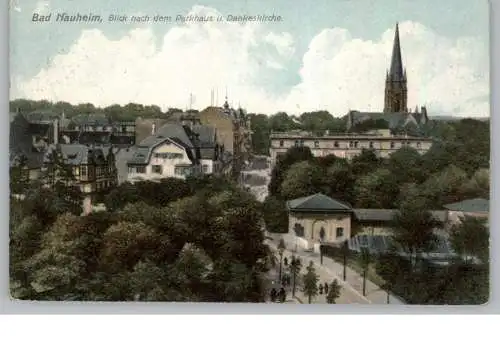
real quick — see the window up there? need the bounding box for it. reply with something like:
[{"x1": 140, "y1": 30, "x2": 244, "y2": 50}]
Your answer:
[
  {"x1": 407, "y1": 142, "x2": 411, "y2": 147},
  {"x1": 202, "y1": 164, "x2": 209, "y2": 173},
  {"x1": 136, "y1": 166, "x2": 146, "y2": 174},
  {"x1": 354, "y1": 141, "x2": 359, "y2": 148},
  {"x1": 80, "y1": 165, "x2": 87, "y2": 176},
  {"x1": 294, "y1": 140, "x2": 299, "y2": 147},
  {"x1": 294, "y1": 223, "x2": 305, "y2": 237},
  {"x1": 390, "y1": 142, "x2": 395, "y2": 149},
  {"x1": 334, "y1": 141, "x2": 339, "y2": 148},
  {"x1": 154, "y1": 153, "x2": 183, "y2": 159},
  {"x1": 300, "y1": 140, "x2": 305, "y2": 146},
  {"x1": 369, "y1": 141, "x2": 374, "y2": 149},
  {"x1": 417, "y1": 142, "x2": 421, "y2": 149},
  {"x1": 349, "y1": 141, "x2": 353, "y2": 148},
  {"x1": 152, "y1": 165, "x2": 162, "y2": 174},
  {"x1": 279, "y1": 140, "x2": 284, "y2": 147},
  {"x1": 336, "y1": 227, "x2": 344, "y2": 238},
  {"x1": 175, "y1": 165, "x2": 192, "y2": 176}
]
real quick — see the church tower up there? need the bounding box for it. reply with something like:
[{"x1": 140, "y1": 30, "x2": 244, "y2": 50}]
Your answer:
[{"x1": 384, "y1": 23, "x2": 408, "y2": 113}]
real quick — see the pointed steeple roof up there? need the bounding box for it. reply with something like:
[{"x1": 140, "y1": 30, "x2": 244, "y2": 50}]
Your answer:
[{"x1": 389, "y1": 23, "x2": 404, "y2": 82}]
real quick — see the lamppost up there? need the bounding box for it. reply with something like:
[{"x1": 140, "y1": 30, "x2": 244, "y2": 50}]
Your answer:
[
  {"x1": 278, "y1": 247, "x2": 284, "y2": 283},
  {"x1": 342, "y1": 240, "x2": 348, "y2": 281}
]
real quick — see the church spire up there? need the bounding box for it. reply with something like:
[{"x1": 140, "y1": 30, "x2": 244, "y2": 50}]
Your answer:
[
  {"x1": 384, "y1": 22, "x2": 408, "y2": 113},
  {"x1": 389, "y1": 22, "x2": 404, "y2": 82}
]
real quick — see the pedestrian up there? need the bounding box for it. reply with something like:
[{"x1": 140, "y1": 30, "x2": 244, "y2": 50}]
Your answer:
[
  {"x1": 284, "y1": 257, "x2": 288, "y2": 266},
  {"x1": 270, "y1": 288, "x2": 277, "y2": 302},
  {"x1": 319, "y1": 283, "x2": 324, "y2": 295},
  {"x1": 324, "y1": 282, "x2": 329, "y2": 295},
  {"x1": 279, "y1": 287, "x2": 286, "y2": 303}
]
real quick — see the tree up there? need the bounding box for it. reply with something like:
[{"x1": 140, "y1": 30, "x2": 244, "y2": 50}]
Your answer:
[
  {"x1": 277, "y1": 239, "x2": 286, "y2": 282},
  {"x1": 290, "y1": 256, "x2": 302, "y2": 297},
  {"x1": 358, "y1": 248, "x2": 372, "y2": 297},
  {"x1": 386, "y1": 147, "x2": 426, "y2": 185},
  {"x1": 420, "y1": 165, "x2": 468, "y2": 206},
  {"x1": 353, "y1": 168, "x2": 399, "y2": 209},
  {"x1": 324, "y1": 160, "x2": 356, "y2": 206},
  {"x1": 280, "y1": 161, "x2": 325, "y2": 200},
  {"x1": 262, "y1": 196, "x2": 289, "y2": 233},
  {"x1": 351, "y1": 149, "x2": 382, "y2": 177},
  {"x1": 302, "y1": 261, "x2": 319, "y2": 304},
  {"x1": 326, "y1": 279, "x2": 342, "y2": 304},
  {"x1": 391, "y1": 196, "x2": 444, "y2": 269},
  {"x1": 268, "y1": 146, "x2": 314, "y2": 197},
  {"x1": 450, "y1": 216, "x2": 489, "y2": 264}
]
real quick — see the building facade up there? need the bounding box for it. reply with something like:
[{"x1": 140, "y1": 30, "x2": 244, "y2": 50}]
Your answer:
[
  {"x1": 269, "y1": 130, "x2": 433, "y2": 167},
  {"x1": 43, "y1": 143, "x2": 117, "y2": 214},
  {"x1": 60, "y1": 113, "x2": 136, "y2": 146},
  {"x1": 126, "y1": 123, "x2": 209, "y2": 182},
  {"x1": 287, "y1": 193, "x2": 353, "y2": 251},
  {"x1": 199, "y1": 100, "x2": 252, "y2": 178}
]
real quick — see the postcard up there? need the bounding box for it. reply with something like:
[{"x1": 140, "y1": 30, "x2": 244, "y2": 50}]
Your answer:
[{"x1": 9, "y1": 0, "x2": 490, "y2": 305}]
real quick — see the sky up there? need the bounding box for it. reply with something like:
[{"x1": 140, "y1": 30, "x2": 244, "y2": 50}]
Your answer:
[{"x1": 9, "y1": 0, "x2": 490, "y2": 117}]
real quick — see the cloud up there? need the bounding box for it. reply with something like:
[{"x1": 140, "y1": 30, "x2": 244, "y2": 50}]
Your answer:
[
  {"x1": 283, "y1": 21, "x2": 489, "y2": 117},
  {"x1": 14, "y1": 7, "x2": 489, "y2": 117}
]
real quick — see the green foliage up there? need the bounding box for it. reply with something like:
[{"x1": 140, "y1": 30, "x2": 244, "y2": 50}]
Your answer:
[
  {"x1": 10, "y1": 99, "x2": 165, "y2": 121},
  {"x1": 391, "y1": 196, "x2": 444, "y2": 266},
  {"x1": 353, "y1": 168, "x2": 399, "y2": 208},
  {"x1": 302, "y1": 261, "x2": 319, "y2": 303},
  {"x1": 280, "y1": 161, "x2": 326, "y2": 200},
  {"x1": 268, "y1": 146, "x2": 314, "y2": 197},
  {"x1": 299, "y1": 110, "x2": 346, "y2": 135},
  {"x1": 326, "y1": 279, "x2": 342, "y2": 304},
  {"x1": 323, "y1": 160, "x2": 356, "y2": 205},
  {"x1": 450, "y1": 216, "x2": 489, "y2": 264},
  {"x1": 248, "y1": 113, "x2": 271, "y2": 155},
  {"x1": 262, "y1": 196, "x2": 288, "y2": 233},
  {"x1": 10, "y1": 176, "x2": 269, "y2": 302},
  {"x1": 104, "y1": 178, "x2": 191, "y2": 211}
]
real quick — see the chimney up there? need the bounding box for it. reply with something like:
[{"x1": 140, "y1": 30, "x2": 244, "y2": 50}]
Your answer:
[{"x1": 152, "y1": 122, "x2": 156, "y2": 135}]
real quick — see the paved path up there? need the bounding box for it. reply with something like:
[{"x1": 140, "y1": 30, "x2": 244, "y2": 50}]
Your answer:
[{"x1": 267, "y1": 236, "x2": 404, "y2": 305}]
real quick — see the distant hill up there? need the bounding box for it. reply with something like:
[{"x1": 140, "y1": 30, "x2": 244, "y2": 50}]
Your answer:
[{"x1": 431, "y1": 115, "x2": 490, "y2": 122}]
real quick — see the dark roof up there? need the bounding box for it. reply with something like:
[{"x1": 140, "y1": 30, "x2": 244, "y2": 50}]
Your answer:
[
  {"x1": 128, "y1": 124, "x2": 198, "y2": 165},
  {"x1": 9, "y1": 112, "x2": 45, "y2": 169},
  {"x1": 348, "y1": 111, "x2": 419, "y2": 129},
  {"x1": 25, "y1": 110, "x2": 60, "y2": 124},
  {"x1": 71, "y1": 113, "x2": 110, "y2": 126},
  {"x1": 443, "y1": 198, "x2": 489, "y2": 213},
  {"x1": 287, "y1": 193, "x2": 352, "y2": 212},
  {"x1": 353, "y1": 209, "x2": 447, "y2": 223},
  {"x1": 191, "y1": 125, "x2": 216, "y2": 145},
  {"x1": 389, "y1": 23, "x2": 404, "y2": 82},
  {"x1": 44, "y1": 144, "x2": 112, "y2": 166}
]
